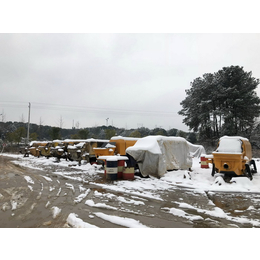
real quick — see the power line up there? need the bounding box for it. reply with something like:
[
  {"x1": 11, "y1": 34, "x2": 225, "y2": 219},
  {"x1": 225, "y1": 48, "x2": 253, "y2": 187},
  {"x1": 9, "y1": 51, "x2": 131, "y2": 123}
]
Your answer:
[{"x1": 0, "y1": 101, "x2": 182, "y2": 117}]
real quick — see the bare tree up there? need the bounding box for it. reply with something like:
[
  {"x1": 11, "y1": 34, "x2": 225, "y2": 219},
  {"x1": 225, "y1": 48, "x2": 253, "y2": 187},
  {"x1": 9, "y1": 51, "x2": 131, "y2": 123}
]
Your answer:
[
  {"x1": 1, "y1": 110, "x2": 6, "y2": 122},
  {"x1": 58, "y1": 116, "x2": 64, "y2": 129},
  {"x1": 39, "y1": 117, "x2": 44, "y2": 126},
  {"x1": 20, "y1": 114, "x2": 25, "y2": 123}
]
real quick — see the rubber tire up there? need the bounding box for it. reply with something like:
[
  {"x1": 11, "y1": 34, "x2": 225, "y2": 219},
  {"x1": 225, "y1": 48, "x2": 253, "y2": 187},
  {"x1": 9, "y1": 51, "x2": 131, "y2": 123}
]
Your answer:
[
  {"x1": 245, "y1": 163, "x2": 253, "y2": 181},
  {"x1": 211, "y1": 163, "x2": 215, "y2": 177}
]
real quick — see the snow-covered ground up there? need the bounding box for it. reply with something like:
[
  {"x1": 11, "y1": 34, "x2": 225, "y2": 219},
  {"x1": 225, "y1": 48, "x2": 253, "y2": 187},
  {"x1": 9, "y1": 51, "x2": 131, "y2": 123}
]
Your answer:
[
  {"x1": 2, "y1": 153, "x2": 260, "y2": 228},
  {"x1": 6, "y1": 153, "x2": 260, "y2": 193}
]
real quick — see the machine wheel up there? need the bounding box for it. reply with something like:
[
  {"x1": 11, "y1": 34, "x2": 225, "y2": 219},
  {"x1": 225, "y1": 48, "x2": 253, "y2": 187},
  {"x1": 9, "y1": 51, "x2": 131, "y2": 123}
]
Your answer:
[
  {"x1": 245, "y1": 163, "x2": 253, "y2": 181},
  {"x1": 211, "y1": 163, "x2": 216, "y2": 176},
  {"x1": 250, "y1": 159, "x2": 257, "y2": 174}
]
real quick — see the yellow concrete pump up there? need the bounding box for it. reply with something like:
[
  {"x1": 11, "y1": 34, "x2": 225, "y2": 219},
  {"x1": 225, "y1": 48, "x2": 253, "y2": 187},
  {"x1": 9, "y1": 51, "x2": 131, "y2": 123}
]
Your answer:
[{"x1": 207, "y1": 136, "x2": 257, "y2": 181}]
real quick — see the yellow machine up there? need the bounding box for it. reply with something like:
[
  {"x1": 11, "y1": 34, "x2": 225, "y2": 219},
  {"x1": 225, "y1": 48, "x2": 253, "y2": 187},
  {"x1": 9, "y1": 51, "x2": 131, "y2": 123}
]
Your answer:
[
  {"x1": 111, "y1": 137, "x2": 139, "y2": 155},
  {"x1": 93, "y1": 145, "x2": 116, "y2": 158},
  {"x1": 52, "y1": 140, "x2": 64, "y2": 147},
  {"x1": 63, "y1": 139, "x2": 85, "y2": 161},
  {"x1": 207, "y1": 136, "x2": 257, "y2": 180},
  {"x1": 29, "y1": 147, "x2": 40, "y2": 157},
  {"x1": 93, "y1": 136, "x2": 139, "y2": 162},
  {"x1": 28, "y1": 141, "x2": 49, "y2": 157},
  {"x1": 38, "y1": 142, "x2": 52, "y2": 158},
  {"x1": 62, "y1": 139, "x2": 109, "y2": 163}
]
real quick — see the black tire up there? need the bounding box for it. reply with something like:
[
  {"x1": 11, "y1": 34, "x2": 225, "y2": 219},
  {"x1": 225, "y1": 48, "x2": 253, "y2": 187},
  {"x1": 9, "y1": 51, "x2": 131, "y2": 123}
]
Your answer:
[
  {"x1": 211, "y1": 163, "x2": 216, "y2": 176},
  {"x1": 250, "y1": 159, "x2": 257, "y2": 174},
  {"x1": 245, "y1": 163, "x2": 253, "y2": 181}
]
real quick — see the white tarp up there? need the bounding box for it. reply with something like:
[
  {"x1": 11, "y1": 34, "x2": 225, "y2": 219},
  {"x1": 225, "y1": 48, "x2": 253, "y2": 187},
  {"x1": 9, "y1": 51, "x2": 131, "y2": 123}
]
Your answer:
[
  {"x1": 126, "y1": 136, "x2": 196, "y2": 178},
  {"x1": 187, "y1": 141, "x2": 206, "y2": 158}
]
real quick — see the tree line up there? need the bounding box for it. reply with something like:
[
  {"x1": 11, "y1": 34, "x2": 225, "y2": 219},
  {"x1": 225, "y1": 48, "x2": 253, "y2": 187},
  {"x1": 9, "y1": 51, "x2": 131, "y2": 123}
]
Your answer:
[{"x1": 0, "y1": 121, "x2": 197, "y2": 146}]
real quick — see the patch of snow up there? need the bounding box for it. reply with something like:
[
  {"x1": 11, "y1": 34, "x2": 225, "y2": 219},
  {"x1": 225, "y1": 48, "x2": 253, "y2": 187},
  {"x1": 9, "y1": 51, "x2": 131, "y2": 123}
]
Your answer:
[
  {"x1": 11, "y1": 200, "x2": 17, "y2": 210},
  {"x1": 91, "y1": 179, "x2": 165, "y2": 201},
  {"x1": 45, "y1": 201, "x2": 50, "y2": 208},
  {"x1": 24, "y1": 176, "x2": 34, "y2": 184},
  {"x1": 93, "y1": 191, "x2": 116, "y2": 199},
  {"x1": 85, "y1": 199, "x2": 117, "y2": 210},
  {"x1": 42, "y1": 176, "x2": 52, "y2": 182},
  {"x1": 165, "y1": 207, "x2": 203, "y2": 221},
  {"x1": 65, "y1": 183, "x2": 75, "y2": 193},
  {"x1": 176, "y1": 201, "x2": 260, "y2": 227},
  {"x1": 178, "y1": 202, "x2": 196, "y2": 209},
  {"x1": 56, "y1": 187, "x2": 61, "y2": 196},
  {"x1": 79, "y1": 185, "x2": 86, "y2": 192},
  {"x1": 117, "y1": 196, "x2": 145, "y2": 205},
  {"x1": 94, "y1": 212, "x2": 148, "y2": 228},
  {"x1": 74, "y1": 189, "x2": 90, "y2": 203},
  {"x1": 93, "y1": 190, "x2": 103, "y2": 197},
  {"x1": 51, "y1": 206, "x2": 61, "y2": 219},
  {"x1": 2, "y1": 202, "x2": 9, "y2": 211},
  {"x1": 49, "y1": 186, "x2": 55, "y2": 192},
  {"x1": 130, "y1": 196, "x2": 148, "y2": 201},
  {"x1": 67, "y1": 213, "x2": 98, "y2": 228}
]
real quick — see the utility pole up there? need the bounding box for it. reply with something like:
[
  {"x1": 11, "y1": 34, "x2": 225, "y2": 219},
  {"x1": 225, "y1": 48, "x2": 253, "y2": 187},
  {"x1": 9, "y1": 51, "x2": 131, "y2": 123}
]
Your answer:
[
  {"x1": 106, "y1": 118, "x2": 109, "y2": 126},
  {"x1": 27, "y1": 102, "x2": 31, "y2": 145}
]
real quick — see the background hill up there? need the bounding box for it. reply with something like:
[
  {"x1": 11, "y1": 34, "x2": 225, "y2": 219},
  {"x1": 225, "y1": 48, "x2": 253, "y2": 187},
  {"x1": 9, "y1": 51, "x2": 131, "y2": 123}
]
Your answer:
[{"x1": 0, "y1": 121, "x2": 197, "y2": 144}]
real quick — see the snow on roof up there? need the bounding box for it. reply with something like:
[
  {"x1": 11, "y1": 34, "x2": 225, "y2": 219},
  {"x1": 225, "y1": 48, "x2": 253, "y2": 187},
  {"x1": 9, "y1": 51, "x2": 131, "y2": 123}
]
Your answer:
[
  {"x1": 105, "y1": 143, "x2": 116, "y2": 148},
  {"x1": 126, "y1": 135, "x2": 187, "y2": 154},
  {"x1": 67, "y1": 145, "x2": 77, "y2": 150},
  {"x1": 64, "y1": 139, "x2": 88, "y2": 143},
  {"x1": 29, "y1": 141, "x2": 49, "y2": 146},
  {"x1": 98, "y1": 155, "x2": 129, "y2": 161},
  {"x1": 53, "y1": 139, "x2": 63, "y2": 143},
  {"x1": 63, "y1": 138, "x2": 109, "y2": 143},
  {"x1": 217, "y1": 136, "x2": 244, "y2": 153},
  {"x1": 87, "y1": 138, "x2": 109, "y2": 143},
  {"x1": 75, "y1": 142, "x2": 86, "y2": 148},
  {"x1": 111, "y1": 136, "x2": 140, "y2": 141},
  {"x1": 220, "y1": 135, "x2": 249, "y2": 141}
]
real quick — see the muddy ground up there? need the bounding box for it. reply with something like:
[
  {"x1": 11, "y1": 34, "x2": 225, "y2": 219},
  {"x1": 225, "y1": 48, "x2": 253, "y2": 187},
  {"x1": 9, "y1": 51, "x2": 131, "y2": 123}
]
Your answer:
[{"x1": 1, "y1": 155, "x2": 260, "y2": 228}]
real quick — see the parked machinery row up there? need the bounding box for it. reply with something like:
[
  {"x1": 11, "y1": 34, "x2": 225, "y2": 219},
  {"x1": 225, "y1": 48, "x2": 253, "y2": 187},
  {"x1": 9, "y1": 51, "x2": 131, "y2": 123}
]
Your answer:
[
  {"x1": 24, "y1": 138, "x2": 110, "y2": 164},
  {"x1": 24, "y1": 135, "x2": 257, "y2": 181},
  {"x1": 24, "y1": 136, "x2": 139, "y2": 165}
]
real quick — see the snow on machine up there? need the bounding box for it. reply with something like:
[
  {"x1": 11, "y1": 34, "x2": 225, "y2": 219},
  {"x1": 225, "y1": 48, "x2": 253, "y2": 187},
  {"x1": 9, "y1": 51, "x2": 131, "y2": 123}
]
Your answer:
[
  {"x1": 38, "y1": 142, "x2": 52, "y2": 158},
  {"x1": 58, "y1": 139, "x2": 110, "y2": 164},
  {"x1": 93, "y1": 136, "x2": 139, "y2": 164},
  {"x1": 206, "y1": 136, "x2": 257, "y2": 181},
  {"x1": 27, "y1": 141, "x2": 50, "y2": 157},
  {"x1": 126, "y1": 135, "x2": 205, "y2": 178}
]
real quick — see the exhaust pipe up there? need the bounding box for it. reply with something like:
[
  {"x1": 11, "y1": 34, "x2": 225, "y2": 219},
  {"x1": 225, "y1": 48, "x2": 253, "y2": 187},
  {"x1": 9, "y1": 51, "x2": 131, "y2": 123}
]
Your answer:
[{"x1": 223, "y1": 163, "x2": 229, "y2": 169}]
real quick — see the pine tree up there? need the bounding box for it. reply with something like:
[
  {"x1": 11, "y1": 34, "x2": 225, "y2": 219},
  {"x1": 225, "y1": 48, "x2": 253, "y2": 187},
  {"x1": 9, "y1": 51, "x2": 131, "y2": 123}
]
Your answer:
[{"x1": 179, "y1": 66, "x2": 260, "y2": 141}]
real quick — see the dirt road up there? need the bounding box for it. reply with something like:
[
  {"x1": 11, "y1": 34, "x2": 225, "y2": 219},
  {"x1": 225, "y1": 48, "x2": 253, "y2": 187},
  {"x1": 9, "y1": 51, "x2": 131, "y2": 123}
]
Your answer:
[
  {"x1": 0, "y1": 155, "x2": 188, "y2": 227},
  {"x1": 1, "y1": 155, "x2": 260, "y2": 228}
]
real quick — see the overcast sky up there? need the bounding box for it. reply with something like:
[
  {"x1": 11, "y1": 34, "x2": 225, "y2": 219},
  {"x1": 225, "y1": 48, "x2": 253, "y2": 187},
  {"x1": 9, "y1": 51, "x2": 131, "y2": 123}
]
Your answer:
[{"x1": 1, "y1": 33, "x2": 260, "y2": 131}]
